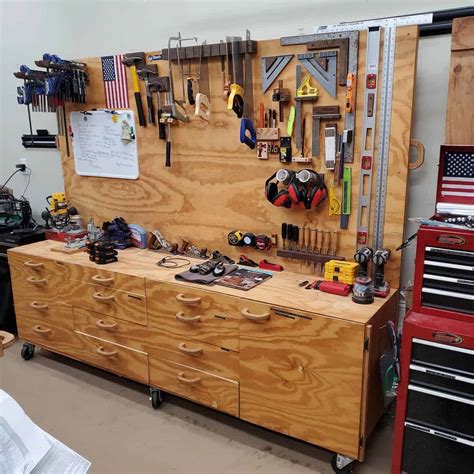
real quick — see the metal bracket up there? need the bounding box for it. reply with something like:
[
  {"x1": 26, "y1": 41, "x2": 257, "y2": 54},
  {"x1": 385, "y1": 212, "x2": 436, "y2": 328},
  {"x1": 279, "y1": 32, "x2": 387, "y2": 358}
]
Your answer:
[
  {"x1": 336, "y1": 454, "x2": 354, "y2": 470},
  {"x1": 297, "y1": 51, "x2": 337, "y2": 98},
  {"x1": 261, "y1": 55, "x2": 293, "y2": 93}
]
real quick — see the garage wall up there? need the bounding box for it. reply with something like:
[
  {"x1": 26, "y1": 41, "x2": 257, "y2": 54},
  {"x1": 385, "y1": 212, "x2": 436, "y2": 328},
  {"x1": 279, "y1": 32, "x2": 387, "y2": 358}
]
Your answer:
[{"x1": 0, "y1": 0, "x2": 467, "y2": 285}]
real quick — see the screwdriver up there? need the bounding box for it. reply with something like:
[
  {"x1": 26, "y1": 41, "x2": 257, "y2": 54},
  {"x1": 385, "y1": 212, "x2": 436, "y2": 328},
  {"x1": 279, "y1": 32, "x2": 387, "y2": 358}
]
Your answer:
[
  {"x1": 293, "y1": 226, "x2": 299, "y2": 251},
  {"x1": 287, "y1": 224, "x2": 294, "y2": 250},
  {"x1": 281, "y1": 223, "x2": 287, "y2": 249}
]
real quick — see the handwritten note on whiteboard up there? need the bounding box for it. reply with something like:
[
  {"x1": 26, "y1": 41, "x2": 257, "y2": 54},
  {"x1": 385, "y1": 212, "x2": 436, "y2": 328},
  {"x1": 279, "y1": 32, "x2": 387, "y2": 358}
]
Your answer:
[{"x1": 70, "y1": 110, "x2": 139, "y2": 179}]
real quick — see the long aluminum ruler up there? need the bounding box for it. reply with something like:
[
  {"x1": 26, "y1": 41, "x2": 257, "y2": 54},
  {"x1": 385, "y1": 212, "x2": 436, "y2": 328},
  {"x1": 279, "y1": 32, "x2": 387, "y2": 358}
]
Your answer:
[
  {"x1": 356, "y1": 27, "x2": 381, "y2": 249},
  {"x1": 372, "y1": 26, "x2": 397, "y2": 251},
  {"x1": 281, "y1": 31, "x2": 358, "y2": 163},
  {"x1": 312, "y1": 13, "x2": 432, "y2": 33}
]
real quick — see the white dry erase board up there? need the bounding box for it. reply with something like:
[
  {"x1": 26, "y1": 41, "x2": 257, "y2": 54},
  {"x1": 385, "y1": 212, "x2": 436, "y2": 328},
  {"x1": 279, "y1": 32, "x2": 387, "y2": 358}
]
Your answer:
[{"x1": 70, "y1": 110, "x2": 139, "y2": 179}]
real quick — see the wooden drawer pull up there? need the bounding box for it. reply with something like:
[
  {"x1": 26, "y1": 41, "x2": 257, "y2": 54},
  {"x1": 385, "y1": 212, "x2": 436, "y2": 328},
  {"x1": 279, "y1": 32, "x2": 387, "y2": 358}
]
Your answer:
[
  {"x1": 33, "y1": 325, "x2": 51, "y2": 334},
  {"x1": 177, "y1": 371, "x2": 201, "y2": 385},
  {"x1": 96, "y1": 346, "x2": 118, "y2": 357},
  {"x1": 92, "y1": 292, "x2": 115, "y2": 303},
  {"x1": 176, "y1": 294, "x2": 201, "y2": 305},
  {"x1": 26, "y1": 276, "x2": 47, "y2": 285},
  {"x1": 175, "y1": 312, "x2": 202, "y2": 324},
  {"x1": 30, "y1": 301, "x2": 48, "y2": 310},
  {"x1": 178, "y1": 342, "x2": 203, "y2": 356},
  {"x1": 95, "y1": 319, "x2": 117, "y2": 330},
  {"x1": 24, "y1": 260, "x2": 44, "y2": 269},
  {"x1": 92, "y1": 275, "x2": 114, "y2": 284},
  {"x1": 241, "y1": 307, "x2": 270, "y2": 321}
]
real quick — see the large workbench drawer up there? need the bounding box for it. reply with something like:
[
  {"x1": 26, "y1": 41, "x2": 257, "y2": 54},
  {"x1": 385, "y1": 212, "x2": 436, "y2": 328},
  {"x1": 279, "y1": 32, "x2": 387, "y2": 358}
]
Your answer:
[
  {"x1": 73, "y1": 307, "x2": 148, "y2": 352},
  {"x1": 10, "y1": 266, "x2": 71, "y2": 304},
  {"x1": 15, "y1": 301, "x2": 73, "y2": 330},
  {"x1": 17, "y1": 314, "x2": 74, "y2": 351},
  {"x1": 147, "y1": 328, "x2": 239, "y2": 381},
  {"x1": 146, "y1": 281, "x2": 239, "y2": 351},
  {"x1": 68, "y1": 263, "x2": 145, "y2": 295},
  {"x1": 70, "y1": 282, "x2": 147, "y2": 326},
  {"x1": 8, "y1": 252, "x2": 69, "y2": 277},
  {"x1": 73, "y1": 332, "x2": 149, "y2": 383},
  {"x1": 149, "y1": 356, "x2": 239, "y2": 416}
]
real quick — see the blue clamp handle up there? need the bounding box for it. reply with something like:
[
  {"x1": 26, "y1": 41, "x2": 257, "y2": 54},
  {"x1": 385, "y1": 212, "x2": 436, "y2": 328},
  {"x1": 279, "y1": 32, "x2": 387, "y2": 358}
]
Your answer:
[{"x1": 240, "y1": 118, "x2": 256, "y2": 150}]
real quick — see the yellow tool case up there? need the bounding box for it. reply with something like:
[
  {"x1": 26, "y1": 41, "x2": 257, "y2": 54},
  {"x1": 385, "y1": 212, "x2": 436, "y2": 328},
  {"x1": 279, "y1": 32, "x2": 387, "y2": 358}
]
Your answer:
[{"x1": 324, "y1": 260, "x2": 359, "y2": 285}]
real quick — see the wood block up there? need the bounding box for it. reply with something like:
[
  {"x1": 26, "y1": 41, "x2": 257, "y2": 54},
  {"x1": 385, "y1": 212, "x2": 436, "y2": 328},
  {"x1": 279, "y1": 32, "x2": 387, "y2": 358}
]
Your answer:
[
  {"x1": 149, "y1": 356, "x2": 239, "y2": 416},
  {"x1": 256, "y1": 128, "x2": 280, "y2": 141},
  {"x1": 451, "y1": 16, "x2": 474, "y2": 51}
]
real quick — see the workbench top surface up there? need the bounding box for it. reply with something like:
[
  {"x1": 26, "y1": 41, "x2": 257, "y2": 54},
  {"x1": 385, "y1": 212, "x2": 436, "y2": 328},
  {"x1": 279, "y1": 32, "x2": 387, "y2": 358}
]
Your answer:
[{"x1": 9, "y1": 240, "x2": 397, "y2": 325}]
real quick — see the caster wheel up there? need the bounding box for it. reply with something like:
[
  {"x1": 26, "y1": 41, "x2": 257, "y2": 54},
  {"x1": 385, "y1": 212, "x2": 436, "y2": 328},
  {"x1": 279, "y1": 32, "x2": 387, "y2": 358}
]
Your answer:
[
  {"x1": 150, "y1": 389, "x2": 163, "y2": 409},
  {"x1": 331, "y1": 454, "x2": 353, "y2": 473},
  {"x1": 21, "y1": 343, "x2": 35, "y2": 361}
]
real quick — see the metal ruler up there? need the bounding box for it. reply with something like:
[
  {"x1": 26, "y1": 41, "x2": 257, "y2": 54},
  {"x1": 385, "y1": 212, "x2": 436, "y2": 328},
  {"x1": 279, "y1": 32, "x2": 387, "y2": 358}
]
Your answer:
[
  {"x1": 312, "y1": 13, "x2": 432, "y2": 33},
  {"x1": 280, "y1": 31, "x2": 359, "y2": 163},
  {"x1": 372, "y1": 26, "x2": 396, "y2": 251},
  {"x1": 355, "y1": 27, "x2": 381, "y2": 249}
]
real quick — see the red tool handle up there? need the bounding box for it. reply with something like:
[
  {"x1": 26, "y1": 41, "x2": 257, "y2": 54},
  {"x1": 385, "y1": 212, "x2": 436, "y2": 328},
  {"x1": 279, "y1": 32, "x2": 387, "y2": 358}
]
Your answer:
[
  {"x1": 259, "y1": 260, "x2": 283, "y2": 272},
  {"x1": 318, "y1": 281, "x2": 351, "y2": 296}
]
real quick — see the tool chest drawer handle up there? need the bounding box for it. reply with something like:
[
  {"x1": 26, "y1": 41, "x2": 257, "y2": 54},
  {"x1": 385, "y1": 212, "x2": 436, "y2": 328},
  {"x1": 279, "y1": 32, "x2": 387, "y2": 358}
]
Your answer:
[
  {"x1": 176, "y1": 294, "x2": 201, "y2": 305},
  {"x1": 92, "y1": 292, "x2": 115, "y2": 303},
  {"x1": 178, "y1": 342, "x2": 203, "y2": 356},
  {"x1": 91, "y1": 275, "x2": 114, "y2": 284},
  {"x1": 96, "y1": 346, "x2": 118, "y2": 357},
  {"x1": 26, "y1": 276, "x2": 47, "y2": 285},
  {"x1": 33, "y1": 325, "x2": 51, "y2": 334},
  {"x1": 175, "y1": 312, "x2": 202, "y2": 323},
  {"x1": 177, "y1": 371, "x2": 201, "y2": 385},
  {"x1": 24, "y1": 260, "x2": 44, "y2": 269},
  {"x1": 95, "y1": 319, "x2": 117, "y2": 330},
  {"x1": 30, "y1": 301, "x2": 48, "y2": 310},
  {"x1": 241, "y1": 307, "x2": 271, "y2": 321}
]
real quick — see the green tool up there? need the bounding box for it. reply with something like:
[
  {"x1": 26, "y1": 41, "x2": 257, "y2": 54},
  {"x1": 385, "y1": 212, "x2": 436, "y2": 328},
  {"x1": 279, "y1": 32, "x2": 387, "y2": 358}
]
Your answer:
[{"x1": 340, "y1": 167, "x2": 351, "y2": 229}]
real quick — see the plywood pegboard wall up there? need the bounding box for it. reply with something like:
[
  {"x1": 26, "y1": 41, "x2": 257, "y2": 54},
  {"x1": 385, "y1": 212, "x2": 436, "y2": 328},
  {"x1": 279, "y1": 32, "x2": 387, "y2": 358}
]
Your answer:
[{"x1": 61, "y1": 26, "x2": 419, "y2": 288}]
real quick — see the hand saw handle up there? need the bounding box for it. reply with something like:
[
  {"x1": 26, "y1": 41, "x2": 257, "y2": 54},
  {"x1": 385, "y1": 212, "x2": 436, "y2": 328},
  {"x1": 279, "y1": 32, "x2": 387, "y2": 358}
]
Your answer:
[{"x1": 240, "y1": 118, "x2": 256, "y2": 150}]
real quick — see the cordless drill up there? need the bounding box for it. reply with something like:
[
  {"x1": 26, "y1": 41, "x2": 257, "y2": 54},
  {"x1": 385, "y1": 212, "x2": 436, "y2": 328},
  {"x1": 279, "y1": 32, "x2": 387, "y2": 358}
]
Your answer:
[
  {"x1": 372, "y1": 248, "x2": 391, "y2": 298},
  {"x1": 354, "y1": 247, "x2": 373, "y2": 277}
]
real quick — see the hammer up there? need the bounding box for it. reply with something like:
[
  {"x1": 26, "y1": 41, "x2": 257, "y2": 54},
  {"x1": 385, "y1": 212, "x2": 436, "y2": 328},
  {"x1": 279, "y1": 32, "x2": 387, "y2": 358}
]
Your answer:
[{"x1": 122, "y1": 53, "x2": 147, "y2": 126}]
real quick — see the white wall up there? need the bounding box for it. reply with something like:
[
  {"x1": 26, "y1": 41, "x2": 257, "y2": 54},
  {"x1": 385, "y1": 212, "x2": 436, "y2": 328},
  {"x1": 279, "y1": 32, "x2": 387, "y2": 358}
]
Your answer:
[{"x1": 0, "y1": 0, "x2": 469, "y2": 284}]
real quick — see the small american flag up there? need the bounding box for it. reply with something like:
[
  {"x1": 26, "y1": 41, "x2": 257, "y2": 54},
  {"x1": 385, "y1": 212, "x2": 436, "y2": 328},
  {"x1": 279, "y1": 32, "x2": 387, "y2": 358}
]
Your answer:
[
  {"x1": 101, "y1": 55, "x2": 129, "y2": 109},
  {"x1": 441, "y1": 151, "x2": 474, "y2": 198}
]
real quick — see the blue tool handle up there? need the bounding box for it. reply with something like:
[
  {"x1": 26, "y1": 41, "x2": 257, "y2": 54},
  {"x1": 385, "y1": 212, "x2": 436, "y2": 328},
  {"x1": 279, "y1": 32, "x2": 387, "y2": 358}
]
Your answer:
[{"x1": 240, "y1": 119, "x2": 256, "y2": 150}]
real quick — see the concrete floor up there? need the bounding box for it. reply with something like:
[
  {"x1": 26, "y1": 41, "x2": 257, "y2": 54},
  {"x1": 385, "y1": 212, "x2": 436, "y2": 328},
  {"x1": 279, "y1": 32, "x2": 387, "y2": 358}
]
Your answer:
[{"x1": 1, "y1": 341, "x2": 394, "y2": 473}]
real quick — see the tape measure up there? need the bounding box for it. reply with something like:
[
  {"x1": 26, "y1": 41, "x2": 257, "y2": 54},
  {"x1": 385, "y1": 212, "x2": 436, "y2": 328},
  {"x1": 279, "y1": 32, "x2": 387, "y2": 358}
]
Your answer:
[{"x1": 228, "y1": 230, "x2": 244, "y2": 246}]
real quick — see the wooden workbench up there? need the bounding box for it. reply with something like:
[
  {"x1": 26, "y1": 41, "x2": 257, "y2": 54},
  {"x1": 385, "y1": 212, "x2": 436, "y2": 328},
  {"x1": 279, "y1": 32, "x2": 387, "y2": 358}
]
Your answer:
[{"x1": 9, "y1": 240, "x2": 397, "y2": 464}]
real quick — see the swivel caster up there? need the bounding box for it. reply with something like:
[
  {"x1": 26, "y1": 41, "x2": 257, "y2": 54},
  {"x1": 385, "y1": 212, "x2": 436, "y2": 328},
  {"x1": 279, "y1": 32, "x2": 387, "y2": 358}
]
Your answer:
[
  {"x1": 21, "y1": 343, "x2": 35, "y2": 361},
  {"x1": 331, "y1": 454, "x2": 354, "y2": 473},
  {"x1": 149, "y1": 388, "x2": 163, "y2": 409}
]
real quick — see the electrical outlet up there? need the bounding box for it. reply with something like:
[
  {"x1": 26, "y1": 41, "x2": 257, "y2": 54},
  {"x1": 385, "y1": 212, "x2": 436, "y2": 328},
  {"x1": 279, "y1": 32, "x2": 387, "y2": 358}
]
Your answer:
[{"x1": 19, "y1": 158, "x2": 27, "y2": 172}]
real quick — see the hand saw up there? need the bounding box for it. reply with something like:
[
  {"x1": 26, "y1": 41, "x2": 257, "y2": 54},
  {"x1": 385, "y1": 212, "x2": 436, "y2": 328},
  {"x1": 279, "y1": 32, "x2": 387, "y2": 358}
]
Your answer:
[
  {"x1": 239, "y1": 30, "x2": 256, "y2": 149},
  {"x1": 194, "y1": 42, "x2": 211, "y2": 121},
  {"x1": 227, "y1": 35, "x2": 244, "y2": 118}
]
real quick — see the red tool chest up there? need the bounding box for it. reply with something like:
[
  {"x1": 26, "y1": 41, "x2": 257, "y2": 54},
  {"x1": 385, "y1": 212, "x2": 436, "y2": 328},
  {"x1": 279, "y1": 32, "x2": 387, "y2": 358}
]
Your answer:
[{"x1": 392, "y1": 145, "x2": 474, "y2": 473}]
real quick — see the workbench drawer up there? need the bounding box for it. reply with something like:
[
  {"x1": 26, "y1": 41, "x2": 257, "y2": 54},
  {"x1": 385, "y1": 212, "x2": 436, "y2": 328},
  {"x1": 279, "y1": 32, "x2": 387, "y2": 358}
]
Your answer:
[
  {"x1": 70, "y1": 282, "x2": 147, "y2": 326},
  {"x1": 17, "y1": 314, "x2": 74, "y2": 351},
  {"x1": 68, "y1": 263, "x2": 145, "y2": 295},
  {"x1": 149, "y1": 357, "x2": 239, "y2": 416},
  {"x1": 8, "y1": 252, "x2": 69, "y2": 277},
  {"x1": 147, "y1": 281, "x2": 239, "y2": 351},
  {"x1": 15, "y1": 300, "x2": 73, "y2": 330},
  {"x1": 10, "y1": 266, "x2": 71, "y2": 304},
  {"x1": 73, "y1": 332, "x2": 149, "y2": 384},
  {"x1": 147, "y1": 328, "x2": 239, "y2": 381},
  {"x1": 73, "y1": 307, "x2": 148, "y2": 352}
]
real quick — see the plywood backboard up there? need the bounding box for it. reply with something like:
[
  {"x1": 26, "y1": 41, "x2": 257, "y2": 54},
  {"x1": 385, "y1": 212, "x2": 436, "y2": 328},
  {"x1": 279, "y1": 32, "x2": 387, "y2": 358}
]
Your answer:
[{"x1": 61, "y1": 26, "x2": 418, "y2": 288}]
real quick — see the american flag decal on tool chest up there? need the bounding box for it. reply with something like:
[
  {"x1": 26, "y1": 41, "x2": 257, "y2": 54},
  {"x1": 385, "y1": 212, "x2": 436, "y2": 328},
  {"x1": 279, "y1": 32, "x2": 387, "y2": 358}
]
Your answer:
[
  {"x1": 441, "y1": 150, "x2": 474, "y2": 198},
  {"x1": 101, "y1": 55, "x2": 129, "y2": 109}
]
